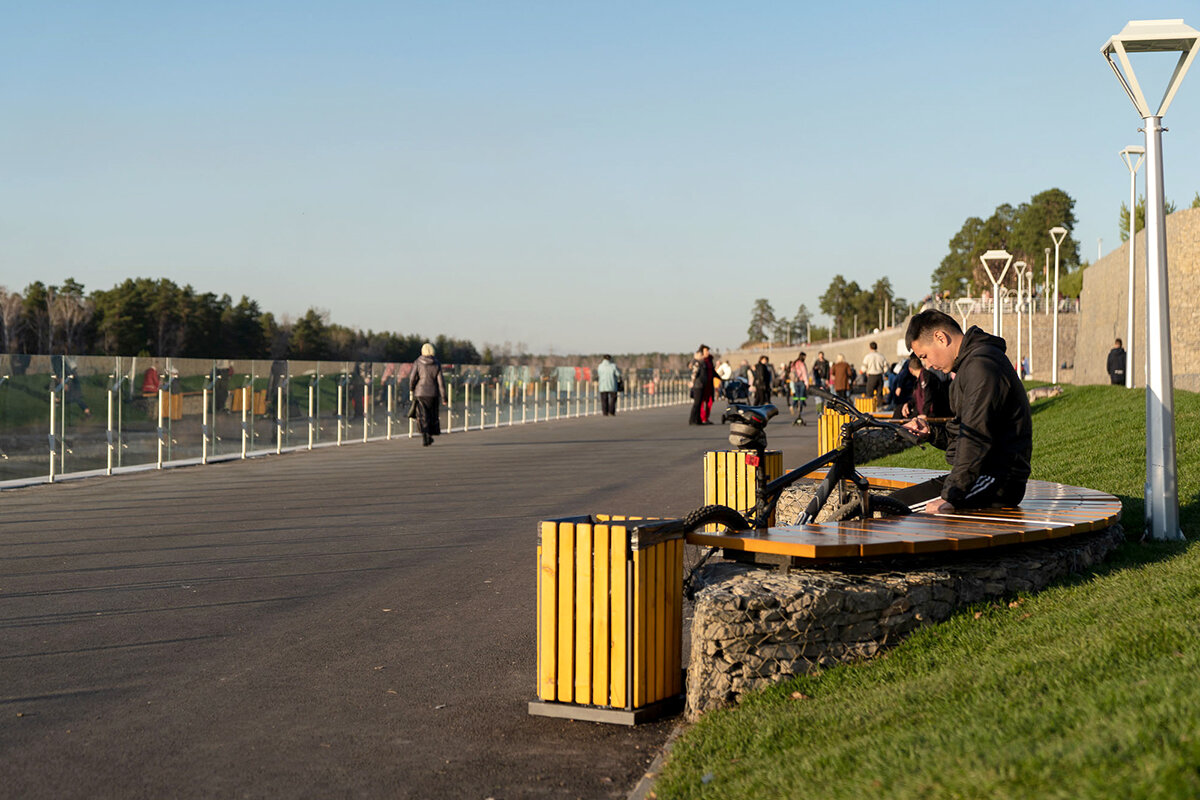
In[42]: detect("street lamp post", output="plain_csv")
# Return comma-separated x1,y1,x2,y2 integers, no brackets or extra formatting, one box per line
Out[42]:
1120,144,1145,389
979,250,1012,339
1043,248,1050,315
1103,18,1199,541
1026,269,1033,377
1049,227,1068,384
1014,261,1027,373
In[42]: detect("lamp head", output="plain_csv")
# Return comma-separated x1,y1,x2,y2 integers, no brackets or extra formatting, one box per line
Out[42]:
1103,19,1200,118
1049,227,1069,247
979,249,1014,285
1121,145,1147,174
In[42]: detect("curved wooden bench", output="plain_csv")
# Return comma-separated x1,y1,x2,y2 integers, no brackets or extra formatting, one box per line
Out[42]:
686,466,1122,560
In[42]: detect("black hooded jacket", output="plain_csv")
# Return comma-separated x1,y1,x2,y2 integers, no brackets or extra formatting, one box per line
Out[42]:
931,326,1032,507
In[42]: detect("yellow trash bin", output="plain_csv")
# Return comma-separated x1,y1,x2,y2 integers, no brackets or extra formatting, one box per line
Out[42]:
701,450,783,527
529,514,684,725
854,395,877,414
818,408,853,454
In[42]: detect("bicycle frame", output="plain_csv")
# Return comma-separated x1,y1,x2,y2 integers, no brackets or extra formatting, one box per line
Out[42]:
744,414,875,528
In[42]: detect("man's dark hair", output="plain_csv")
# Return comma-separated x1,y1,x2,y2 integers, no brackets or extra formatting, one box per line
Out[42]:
905,310,963,350
1114,339,1123,348
603,354,612,361
869,341,878,350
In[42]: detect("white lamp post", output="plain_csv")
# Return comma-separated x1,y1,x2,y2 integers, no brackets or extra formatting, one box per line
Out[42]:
1014,261,1027,373
1026,269,1033,377
979,250,1012,339
1103,18,1198,541
1120,144,1145,389
1049,227,1068,384
1043,248,1050,315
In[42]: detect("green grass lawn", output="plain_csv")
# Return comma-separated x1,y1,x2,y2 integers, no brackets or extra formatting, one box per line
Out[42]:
656,384,1200,800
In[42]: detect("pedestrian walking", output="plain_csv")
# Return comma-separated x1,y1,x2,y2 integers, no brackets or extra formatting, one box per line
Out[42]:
698,345,716,423
861,341,888,405
789,352,808,426
811,351,830,389
688,350,708,425
597,355,621,416
751,356,774,406
830,354,852,399
410,343,446,447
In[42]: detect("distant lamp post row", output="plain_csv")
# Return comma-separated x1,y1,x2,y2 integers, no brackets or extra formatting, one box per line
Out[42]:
1103,17,1199,541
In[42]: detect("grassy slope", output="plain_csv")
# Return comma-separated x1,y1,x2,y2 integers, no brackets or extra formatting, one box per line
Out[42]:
657,385,1200,800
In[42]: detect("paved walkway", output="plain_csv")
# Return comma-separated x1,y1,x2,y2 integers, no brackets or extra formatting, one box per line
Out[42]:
0,400,817,799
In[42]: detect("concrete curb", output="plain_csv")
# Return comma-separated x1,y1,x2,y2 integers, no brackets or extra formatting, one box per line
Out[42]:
627,724,684,800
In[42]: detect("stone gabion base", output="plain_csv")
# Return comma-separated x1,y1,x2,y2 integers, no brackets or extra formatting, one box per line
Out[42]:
685,526,1124,720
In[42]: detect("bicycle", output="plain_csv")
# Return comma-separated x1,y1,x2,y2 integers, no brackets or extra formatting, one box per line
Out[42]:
675,385,922,590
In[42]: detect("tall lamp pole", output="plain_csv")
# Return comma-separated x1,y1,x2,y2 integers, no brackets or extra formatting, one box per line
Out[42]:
979,250,1012,339
1120,144,1145,389
1014,261,1027,373
1103,18,1199,541
1026,268,1033,377
1049,227,1068,384
1043,248,1050,315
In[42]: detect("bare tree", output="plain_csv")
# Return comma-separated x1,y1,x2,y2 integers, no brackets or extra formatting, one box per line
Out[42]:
0,289,23,353
48,290,94,354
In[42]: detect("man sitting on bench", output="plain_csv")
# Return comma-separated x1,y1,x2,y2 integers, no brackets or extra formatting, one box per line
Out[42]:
892,310,1033,514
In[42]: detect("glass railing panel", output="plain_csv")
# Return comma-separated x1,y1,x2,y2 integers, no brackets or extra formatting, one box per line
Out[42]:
112,356,165,471
0,354,53,481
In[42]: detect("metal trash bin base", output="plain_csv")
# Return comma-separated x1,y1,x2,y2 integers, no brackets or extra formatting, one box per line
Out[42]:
528,685,684,726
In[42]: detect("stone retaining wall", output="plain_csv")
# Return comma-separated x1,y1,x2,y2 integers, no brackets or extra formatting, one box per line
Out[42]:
685,526,1124,720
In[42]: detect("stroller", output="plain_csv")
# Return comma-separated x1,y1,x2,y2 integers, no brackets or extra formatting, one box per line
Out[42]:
722,376,750,404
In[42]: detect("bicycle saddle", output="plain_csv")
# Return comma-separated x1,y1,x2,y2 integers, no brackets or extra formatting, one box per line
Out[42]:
722,404,779,428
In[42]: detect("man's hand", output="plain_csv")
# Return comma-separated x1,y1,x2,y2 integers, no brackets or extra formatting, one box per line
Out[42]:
902,417,930,441
924,498,952,514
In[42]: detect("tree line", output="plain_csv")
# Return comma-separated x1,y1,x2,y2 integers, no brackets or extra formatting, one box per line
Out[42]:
0,277,481,363
745,276,910,346
932,188,1081,297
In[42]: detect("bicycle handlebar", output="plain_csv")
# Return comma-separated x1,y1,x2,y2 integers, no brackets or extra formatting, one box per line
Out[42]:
808,386,922,445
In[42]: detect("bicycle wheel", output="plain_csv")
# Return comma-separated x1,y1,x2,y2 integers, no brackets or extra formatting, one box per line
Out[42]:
679,504,748,599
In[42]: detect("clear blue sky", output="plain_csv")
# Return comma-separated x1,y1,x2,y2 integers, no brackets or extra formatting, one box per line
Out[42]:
2,1,1198,355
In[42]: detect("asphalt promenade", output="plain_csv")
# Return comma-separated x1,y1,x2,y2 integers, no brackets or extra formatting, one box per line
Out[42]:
0,400,818,799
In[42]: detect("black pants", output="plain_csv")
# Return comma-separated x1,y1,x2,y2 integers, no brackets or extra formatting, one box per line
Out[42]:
888,474,1026,511
600,391,617,416
865,373,884,402
415,396,441,443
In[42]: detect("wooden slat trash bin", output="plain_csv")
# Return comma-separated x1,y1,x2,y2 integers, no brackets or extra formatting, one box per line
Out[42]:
854,396,877,414
702,450,783,527
529,514,685,725
818,408,854,454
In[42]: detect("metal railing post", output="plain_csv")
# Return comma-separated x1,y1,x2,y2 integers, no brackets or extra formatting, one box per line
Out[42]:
107,386,116,475
157,389,165,469
202,387,209,465
522,382,528,425
387,383,394,440
336,385,344,446
277,386,284,454
241,386,249,458
363,384,369,443
308,383,315,450
48,390,57,483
